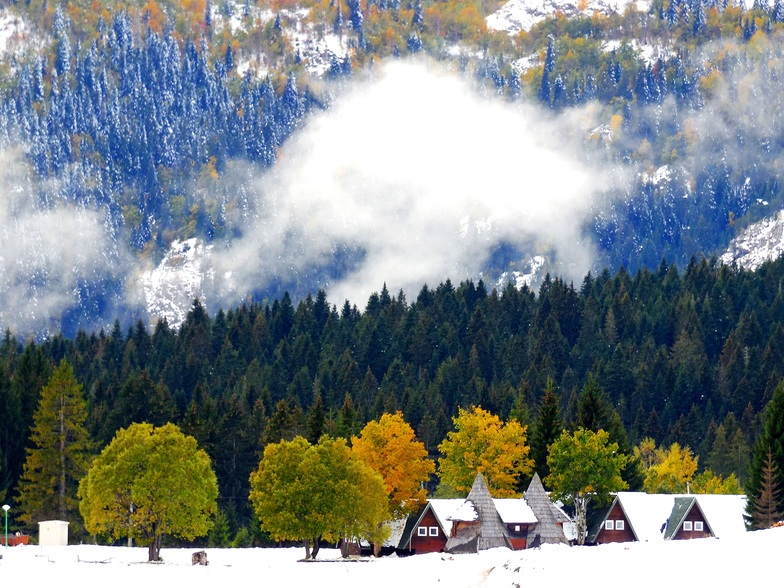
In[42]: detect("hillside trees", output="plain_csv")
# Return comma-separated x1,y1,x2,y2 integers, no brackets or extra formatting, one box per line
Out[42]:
249,436,389,559
79,423,218,561
437,406,533,497
16,360,93,537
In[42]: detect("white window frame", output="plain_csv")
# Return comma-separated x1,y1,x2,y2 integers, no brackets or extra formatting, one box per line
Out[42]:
417,526,427,537
428,526,439,537
683,521,693,531
615,520,625,531
694,521,703,532
605,520,615,531
514,525,521,532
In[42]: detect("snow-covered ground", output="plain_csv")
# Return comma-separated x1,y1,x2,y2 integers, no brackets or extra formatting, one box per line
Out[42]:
2,526,782,587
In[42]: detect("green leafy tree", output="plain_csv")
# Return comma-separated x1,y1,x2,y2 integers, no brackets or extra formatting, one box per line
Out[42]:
16,360,93,537
78,422,218,561
249,435,389,559
437,406,533,497
546,427,628,545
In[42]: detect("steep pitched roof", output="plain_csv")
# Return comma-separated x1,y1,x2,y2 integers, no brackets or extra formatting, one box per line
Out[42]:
444,472,512,553
590,492,748,543
664,496,699,539
524,472,569,547
399,499,465,550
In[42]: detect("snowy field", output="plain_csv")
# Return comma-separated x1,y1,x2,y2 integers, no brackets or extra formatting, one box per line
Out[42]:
1,526,782,588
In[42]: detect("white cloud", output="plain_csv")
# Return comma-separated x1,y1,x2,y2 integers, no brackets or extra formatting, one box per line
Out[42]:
211,58,606,308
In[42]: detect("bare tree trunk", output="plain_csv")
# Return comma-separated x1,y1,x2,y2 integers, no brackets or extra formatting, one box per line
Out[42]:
304,538,311,560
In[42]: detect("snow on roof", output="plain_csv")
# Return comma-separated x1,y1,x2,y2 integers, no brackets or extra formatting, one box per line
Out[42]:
494,498,538,524
427,499,467,530
616,492,748,542
430,497,539,526
449,500,479,522
693,494,748,538
616,492,682,542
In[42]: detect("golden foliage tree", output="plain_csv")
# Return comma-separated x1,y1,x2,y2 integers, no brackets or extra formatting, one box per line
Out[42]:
691,469,743,494
352,411,435,519
437,406,533,497
642,442,699,493
16,360,93,537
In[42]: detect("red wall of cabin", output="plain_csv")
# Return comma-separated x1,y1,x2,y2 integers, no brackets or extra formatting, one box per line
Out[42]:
409,509,447,554
673,507,711,540
595,502,636,543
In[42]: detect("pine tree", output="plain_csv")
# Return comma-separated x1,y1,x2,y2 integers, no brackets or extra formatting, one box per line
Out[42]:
530,379,563,479
752,449,783,529
746,381,784,526
539,36,555,105
16,361,94,537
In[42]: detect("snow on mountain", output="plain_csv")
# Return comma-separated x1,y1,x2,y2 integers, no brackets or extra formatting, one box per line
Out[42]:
720,210,784,271
497,255,546,290
141,239,214,329
0,7,41,63
486,0,650,34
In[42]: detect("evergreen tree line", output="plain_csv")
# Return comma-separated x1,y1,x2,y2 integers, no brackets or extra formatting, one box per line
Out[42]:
4,256,784,535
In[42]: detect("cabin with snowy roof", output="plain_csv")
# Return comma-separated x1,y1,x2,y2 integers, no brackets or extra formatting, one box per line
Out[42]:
588,492,747,545
398,472,570,554
399,499,464,554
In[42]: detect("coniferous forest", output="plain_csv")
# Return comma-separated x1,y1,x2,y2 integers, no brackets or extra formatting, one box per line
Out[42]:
3,256,784,541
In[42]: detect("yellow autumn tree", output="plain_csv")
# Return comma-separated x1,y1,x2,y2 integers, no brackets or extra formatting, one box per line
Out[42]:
691,469,743,494
352,412,435,519
437,406,533,497
642,442,699,493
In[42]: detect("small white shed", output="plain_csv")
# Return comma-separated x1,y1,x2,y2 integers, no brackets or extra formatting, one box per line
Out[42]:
38,520,69,546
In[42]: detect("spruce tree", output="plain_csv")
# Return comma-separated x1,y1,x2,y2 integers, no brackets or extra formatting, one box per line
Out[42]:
530,379,563,479
16,360,94,537
746,381,784,527
752,449,783,529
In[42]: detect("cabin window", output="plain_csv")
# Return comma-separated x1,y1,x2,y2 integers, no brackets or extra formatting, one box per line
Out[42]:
605,520,615,530
429,527,439,537
514,525,521,532
683,521,693,531
694,521,703,532
417,526,427,537
616,520,625,531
